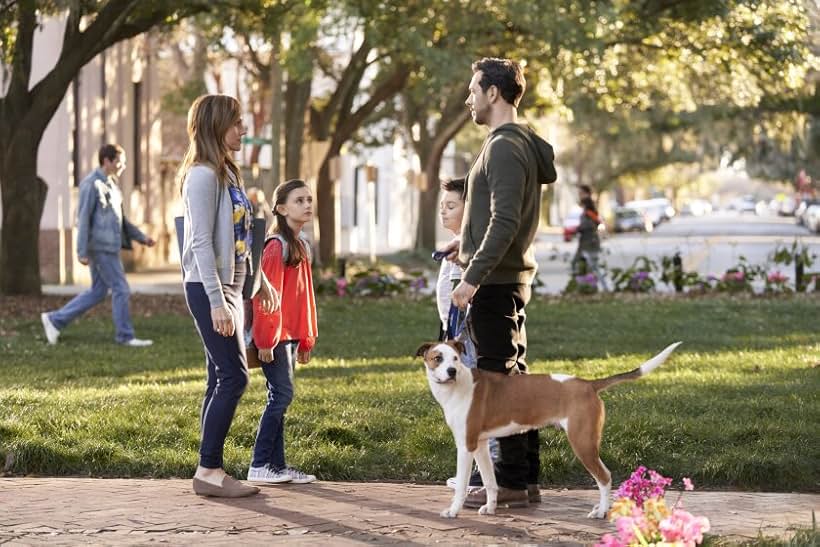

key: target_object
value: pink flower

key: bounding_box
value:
[616,466,672,506]
[659,509,711,545]
[683,477,694,491]
[615,516,638,544]
[335,277,348,297]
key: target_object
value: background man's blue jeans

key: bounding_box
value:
[48,251,135,343]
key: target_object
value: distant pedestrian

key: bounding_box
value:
[572,196,609,291]
[179,94,277,498]
[247,179,318,485]
[41,144,156,347]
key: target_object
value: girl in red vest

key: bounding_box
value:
[247,179,318,484]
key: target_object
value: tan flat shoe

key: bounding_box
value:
[193,475,260,498]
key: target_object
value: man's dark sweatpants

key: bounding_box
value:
[468,283,540,490]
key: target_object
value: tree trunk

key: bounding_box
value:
[315,149,339,265]
[284,77,311,180]
[416,154,443,250]
[0,150,48,294]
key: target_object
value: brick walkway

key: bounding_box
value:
[1,479,817,545]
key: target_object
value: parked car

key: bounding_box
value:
[777,196,797,216]
[728,195,757,214]
[562,206,608,241]
[795,199,820,226]
[624,198,675,226]
[613,207,654,233]
[804,204,820,233]
[680,199,713,217]
[562,207,582,241]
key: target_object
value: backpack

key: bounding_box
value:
[264,232,313,265]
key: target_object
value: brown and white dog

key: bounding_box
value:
[415,340,682,519]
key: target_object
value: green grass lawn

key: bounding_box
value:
[0,295,818,492]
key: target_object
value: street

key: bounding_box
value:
[535,212,820,294]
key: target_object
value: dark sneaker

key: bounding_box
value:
[528,484,541,503]
[463,486,529,509]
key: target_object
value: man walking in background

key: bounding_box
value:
[42,144,155,347]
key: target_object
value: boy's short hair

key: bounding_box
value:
[98,144,124,166]
[441,177,466,196]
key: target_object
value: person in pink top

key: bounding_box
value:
[247,179,318,485]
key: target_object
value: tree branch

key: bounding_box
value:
[334,63,411,146]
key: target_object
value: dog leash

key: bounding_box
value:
[446,303,469,340]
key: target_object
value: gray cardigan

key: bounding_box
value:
[181,164,237,309]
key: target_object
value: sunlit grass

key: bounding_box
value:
[1,295,817,491]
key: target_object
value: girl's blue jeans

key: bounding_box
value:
[251,341,298,470]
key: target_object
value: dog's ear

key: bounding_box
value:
[414,342,435,358]
[449,339,466,357]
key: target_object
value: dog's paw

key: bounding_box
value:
[440,508,459,519]
[478,504,496,516]
[587,505,608,519]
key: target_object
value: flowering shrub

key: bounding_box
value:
[564,273,599,295]
[314,263,428,298]
[715,257,764,293]
[597,466,710,547]
[718,270,749,293]
[610,257,657,293]
[660,255,711,293]
[764,270,791,294]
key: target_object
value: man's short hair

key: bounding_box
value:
[441,177,466,196]
[471,58,526,107]
[98,144,124,166]
[578,184,592,196]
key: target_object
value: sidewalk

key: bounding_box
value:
[1,479,816,545]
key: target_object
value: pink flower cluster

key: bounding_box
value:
[767,271,788,284]
[335,277,348,297]
[615,465,672,507]
[722,271,745,282]
[598,467,710,547]
[659,508,711,545]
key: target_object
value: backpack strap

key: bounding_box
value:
[265,233,289,262]
[264,232,312,264]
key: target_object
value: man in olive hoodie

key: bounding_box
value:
[447,57,556,508]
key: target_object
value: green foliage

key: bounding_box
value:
[610,256,658,293]
[772,240,817,269]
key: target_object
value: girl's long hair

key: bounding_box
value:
[581,196,598,214]
[272,179,309,267]
[176,94,243,192]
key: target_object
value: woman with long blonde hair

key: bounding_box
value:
[179,94,277,497]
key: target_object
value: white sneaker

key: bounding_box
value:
[41,313,60,345]
[284,467,316,484]
[122,338,153,347]
[247,465,292,484]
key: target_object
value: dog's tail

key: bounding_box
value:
[589,342,682,393]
